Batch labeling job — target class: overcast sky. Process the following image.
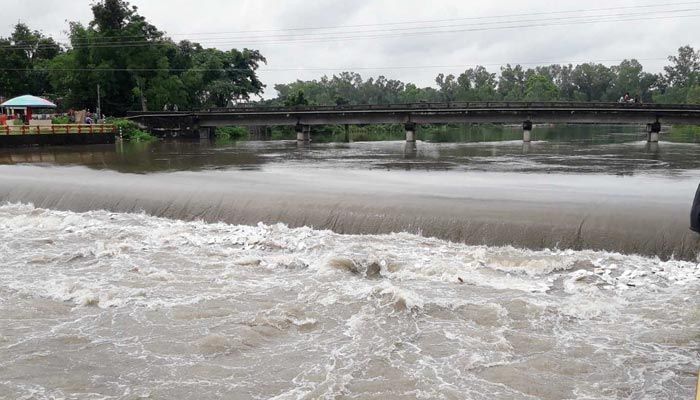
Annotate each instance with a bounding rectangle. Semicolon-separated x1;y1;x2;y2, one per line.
1;0;698;98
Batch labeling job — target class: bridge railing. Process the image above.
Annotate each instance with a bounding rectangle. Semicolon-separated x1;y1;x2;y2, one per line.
0;124;117;136
125;101;700;116
198;101;700;113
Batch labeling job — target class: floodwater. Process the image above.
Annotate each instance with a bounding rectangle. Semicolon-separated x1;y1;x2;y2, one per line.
0;126;698;399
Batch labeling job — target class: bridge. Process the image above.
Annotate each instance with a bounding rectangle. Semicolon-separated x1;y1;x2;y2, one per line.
128;102;700;143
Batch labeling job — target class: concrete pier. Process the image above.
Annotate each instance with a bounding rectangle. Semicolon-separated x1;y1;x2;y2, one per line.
199;127;214;140
404;141;417;158
296;125;311;142
405;122;416;143
523;120;533;142
647;122;661;143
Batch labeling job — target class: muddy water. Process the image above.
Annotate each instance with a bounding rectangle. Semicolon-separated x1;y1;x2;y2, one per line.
0;140;699;259
0;204;698;399
0;132;699;399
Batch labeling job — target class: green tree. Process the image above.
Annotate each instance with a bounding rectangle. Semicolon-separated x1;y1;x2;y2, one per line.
524;74;559;101
609;59;658;102
435;73;458;101
498;64;526;100
664;45;699;87
46;0;265;114
571;63;614;101
0;23;61;98
655;46;699;104
284;90;309;106
686;85;700;104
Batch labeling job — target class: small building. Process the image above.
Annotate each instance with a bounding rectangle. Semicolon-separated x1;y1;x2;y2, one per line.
0;95;57;126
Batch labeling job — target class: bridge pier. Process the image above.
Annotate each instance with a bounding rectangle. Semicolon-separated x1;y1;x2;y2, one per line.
523;120;533;142
647;122;661;143
199;127;214;140
404;141;417;158
296;124;311;142
405;122;416;143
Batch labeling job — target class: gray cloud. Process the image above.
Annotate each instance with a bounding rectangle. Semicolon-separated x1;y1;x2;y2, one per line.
1;0;698;97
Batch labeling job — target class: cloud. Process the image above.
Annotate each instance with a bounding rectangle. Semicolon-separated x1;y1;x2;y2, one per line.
1;0;697;98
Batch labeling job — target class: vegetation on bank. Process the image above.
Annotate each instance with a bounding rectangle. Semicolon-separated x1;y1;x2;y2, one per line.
0;0;698;119
667;125;700;143
215;126;249;141
0;0;265;115
107;118;155;142
258;46;699;143
270;48;700;106
51;116;70;124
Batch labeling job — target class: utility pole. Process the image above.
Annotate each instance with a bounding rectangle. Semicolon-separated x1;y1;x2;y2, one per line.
96;83;101;120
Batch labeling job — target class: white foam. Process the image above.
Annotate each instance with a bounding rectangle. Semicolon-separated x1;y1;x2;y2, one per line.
0;203;698;399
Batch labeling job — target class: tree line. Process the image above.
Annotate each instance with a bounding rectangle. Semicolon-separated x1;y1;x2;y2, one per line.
272;47;700;106
0;0;266;115
0;0;698;115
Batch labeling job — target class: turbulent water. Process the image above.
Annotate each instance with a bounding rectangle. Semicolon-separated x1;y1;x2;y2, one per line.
0;203;698;399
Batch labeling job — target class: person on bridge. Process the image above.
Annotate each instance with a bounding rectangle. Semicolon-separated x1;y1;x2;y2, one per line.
623;92;631;102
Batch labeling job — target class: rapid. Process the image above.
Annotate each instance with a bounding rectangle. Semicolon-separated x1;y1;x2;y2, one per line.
0;133;699;399
0;203;697;399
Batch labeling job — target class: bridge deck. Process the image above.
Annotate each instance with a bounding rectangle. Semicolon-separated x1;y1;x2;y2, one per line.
128;102;700;127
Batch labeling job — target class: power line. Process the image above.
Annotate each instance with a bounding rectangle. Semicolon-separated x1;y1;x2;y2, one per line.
0;13;700;50
0;57;671;73
42;12;700;49
0;2;700;50
50;7;698;47
48;1;700;41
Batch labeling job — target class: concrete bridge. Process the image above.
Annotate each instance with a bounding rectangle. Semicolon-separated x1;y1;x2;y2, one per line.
127;102;700;143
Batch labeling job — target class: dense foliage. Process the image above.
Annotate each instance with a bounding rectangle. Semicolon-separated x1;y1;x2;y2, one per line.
272;47;700;106
0;1;698;114
215;126;249;141
107;117;154;141
0;0;266;115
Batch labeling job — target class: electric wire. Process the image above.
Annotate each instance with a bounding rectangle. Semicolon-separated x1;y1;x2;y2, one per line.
0;5;697;50
0;57;671;73
48;1;700;41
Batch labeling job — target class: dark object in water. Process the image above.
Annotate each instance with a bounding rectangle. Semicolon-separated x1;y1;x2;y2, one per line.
692;183;700;233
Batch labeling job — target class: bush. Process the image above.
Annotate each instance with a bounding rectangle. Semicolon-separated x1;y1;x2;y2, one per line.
107;118;156;142
270;126;295;140
215;126;249;141
52;115;70;124
668;125;700;143
128;129;156;142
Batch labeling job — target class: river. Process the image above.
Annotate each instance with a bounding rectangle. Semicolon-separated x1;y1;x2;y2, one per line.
0;126;698;399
